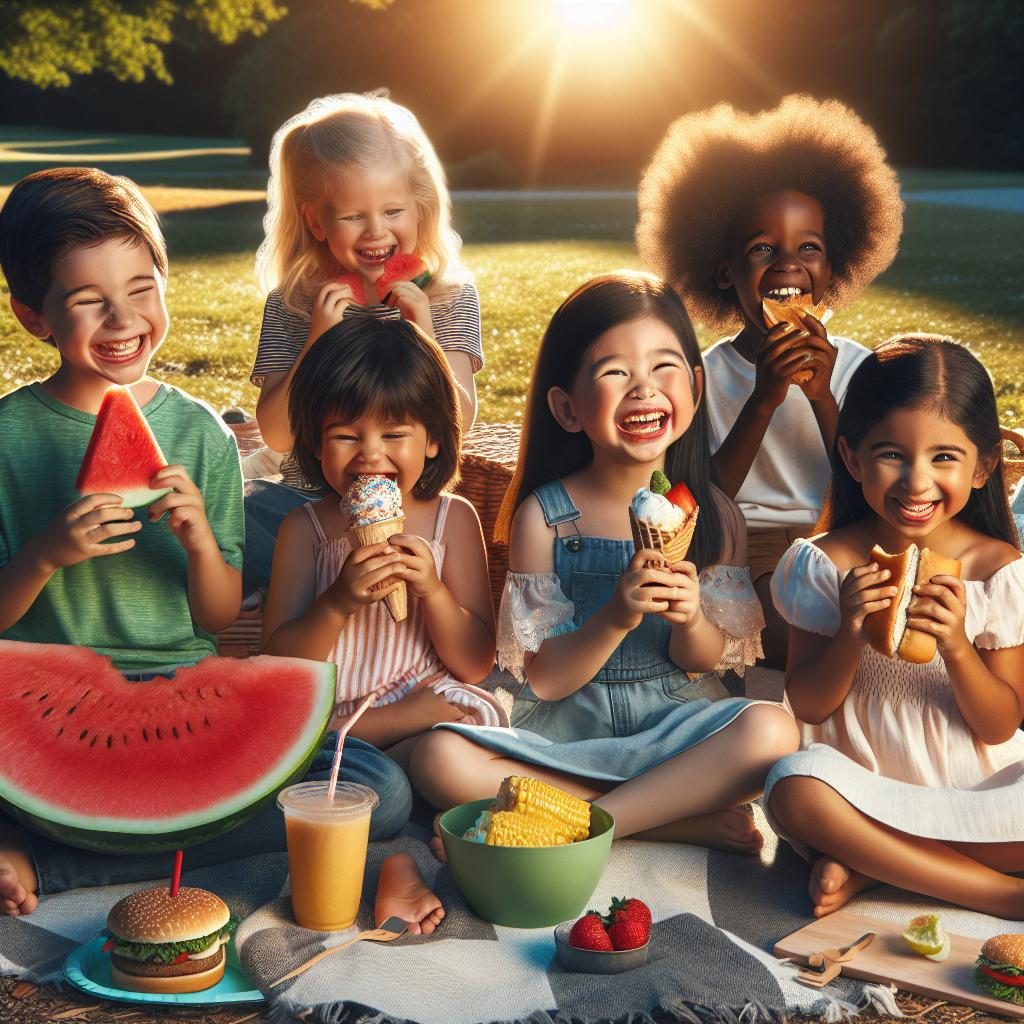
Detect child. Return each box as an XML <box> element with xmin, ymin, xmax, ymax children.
<box><xmin>261</xmin><ymin>316</ymin><xmax>504</xmax><ymax>768</ymax></box>
<box><xmin>765</xmin><ymin>335</ymin><xmax>1024</xmax><ymax>918</ymax></box>
<box><xmin>0</xmin><ymin>168</ymin><xmax>412</xmax><ymax>918</ymax></box>
<box><xmin>244</xmin><ymin>91</ymin><xmax>484</xmax><ymax>599</ymax></box>
<box><xmin>410</xmin><ymin>273</ymin><xmax>799</xmax><ymax>853</ymax></box>
<box><xmin>636</xmin><ymin>95</ymin><xmax>904</xmax><ymax>668</ymax></box>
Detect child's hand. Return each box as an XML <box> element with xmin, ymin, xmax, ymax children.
<box><xmin>658</xmin><ymin>561</ymin><xmax>703</xmax><ymax>627</ymax></box>
<box><xmin>387</xmin><ymin>534</ymin><xmax>441</xmax><ymax>600</ymax></box>
<box><xmin>752</xmin><ymin>322</ymin><xmax>818</xmax><ymax>410</ymax></box>
<box><xmin>325</xmin><ymin>542</ymin><xmax>402</xmax><ymax>616</ymax></box>
<box><xmin>791</xmin><ymin>312</ymin><xmax>837</xmax><ymax>402</ymax></box>
<box><xmin>147</xmin><ymin>466</ymin><xmax>218</xmax><ymax>554</ymax></box>
<box><xmin>907</xmin><ymin>575</ymin><xmax>970</xmax><ymax>660</ymax></box>
<box><xmin>838</xmin><ymin>561</ymin><xmax>897</xmax><ymax>639</ymax></box>
<box><xmin>385</xmin><ymin>279</ymin><xmax>433</xmax><ymax>333</ymax></box>
<box><xmin>399</xmin><ymin>683</ymin><xmax>469</xmax><ymax>733</ymax></box>
<box><xmin>35</xmin><ymin>494</ymin><xmax>141</xmax><ymax>570</ymax></box>
<box><xmin>309</xmin><ymin>279</ymin><xmax>361</xmax><ymax>344</ymax></box>
<box><xmin>610</xmin><ymin>550</ymin><xmax>679</xmax><ymax>630</ymax></box>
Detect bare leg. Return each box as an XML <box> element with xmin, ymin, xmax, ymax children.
<box><xmin>0</xmin><ymin>826</ymin><xmax>39</xmax><ymax>917</ymax></box>
<box><xmin>754</xmin><ymin>575</ymin><xmax>788</xmax><ymax>671</ymax></box>
<box><xmin>769</xmin><ymin>775</ymin><xmax>1024</xmax><ymax>918</ymax></box>
<box><xmin>374</xmin><ymin>853</ymin><xmax>444</xmax><ymax>936</ymax></box>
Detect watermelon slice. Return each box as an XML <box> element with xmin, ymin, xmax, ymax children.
<box><xmin>335</xmin><ymin>253</ymin><xmax>431</xmax><ymax>307</ymax></box>
<box><xmin>336</xmin><ymin>271</ymin><xmax>369</xmax><ymax>306</ymax></box>
<box><xmin>0</xmin><ymin>640</ymin><xmax>336</xmax><ymax>853</ymax></box>
<box><xmin>76</xmin><ymin>387</ymin><xmax>171</xmax><ymax>508</ymax></box>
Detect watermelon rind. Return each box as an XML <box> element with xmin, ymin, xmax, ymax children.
<box><xmin>0</xmin><ymin>642</ymin><xmax>337</xmax><ymax>854</ymax></box>
<box><xmin>111</xmin><ymin>485</ymin><xmax>174</xmax><ymax>509</ymax></box>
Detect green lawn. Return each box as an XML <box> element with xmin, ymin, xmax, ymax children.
<box><xmin>2</xmin><ymin>129</ymin><xmax>1023</xmax><ymax>424</ymax></box>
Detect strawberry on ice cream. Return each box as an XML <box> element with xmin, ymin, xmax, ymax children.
<box><xmin>629</xmin><ymin>470</ymin><xmax>698</xmax><ymax>565</ymax></box>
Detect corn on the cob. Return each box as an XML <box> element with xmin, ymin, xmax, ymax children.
<box><xmin>493</xmin><ymin>776</ymin><xmax>591</xmax><ymax>842</ymax></box>
<box><xmin>484</xmin><ymin>810</ymin><xmax>575</xmax><ymax>848</ymax></box>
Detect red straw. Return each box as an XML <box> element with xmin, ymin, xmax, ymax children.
<box><xmin>170</xmin><ymin>849</ymin><xmax>183</xmax><ymax>898</ymax></box>
<box><xmin>327</xmin><ymin>688</ymin><xmax>383</xmax><ymax>803</ymax></box>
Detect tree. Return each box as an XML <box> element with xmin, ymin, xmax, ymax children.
<box><xmin>0</xmin><ymin>1</ymin><xmax>289</xmax><ymax>88</ymax></box>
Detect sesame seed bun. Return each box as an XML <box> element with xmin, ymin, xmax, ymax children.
<box><xmin>981</xmin><ymin>933</ymin><xmax>1024</xmax><ymax>968</ymax></box>
<box><xmin>107</xmin><ymin>886</ymin><xmax>230</xmax><ymax>944</ymax></box>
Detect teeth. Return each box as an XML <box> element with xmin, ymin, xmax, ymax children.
<box><xmin>622</xmin><ymin>413</ymin><xmax>662</xmax><ymax>425</ymax></box>
<box><xmin>898</xmin><ymin>500</ymin><xmax>935</xmax><ymax>514</ymax></box>
<box><xmin>765</xmin><ymin>287</ymin><xmax>804</xmax><ymax>299</ymax></box>
<box><xmin>96</xmin><ymin>337</ymin><xmax>142</xmax><ymax>355</ymax></box>
<box><xmin>359</xmin><ymin>246</ymin><xmax>394</xmax><ymax>260</ymax></box>
<box><xmin>620</xmin><ymin>412</ymin><xmax>665</xmax><ymax>435</ymax></box>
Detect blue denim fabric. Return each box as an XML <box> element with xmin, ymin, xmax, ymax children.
<box><xmin>242</xmin><ymin>478</ymin><xmax>315</xmax><ymax>597</ymax></box>
<box><xmin>21</xmin><ymin>736</ymin><xmax>412</xmax><ymax>895</ymax></box>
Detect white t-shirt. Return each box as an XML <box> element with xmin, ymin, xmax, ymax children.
<box><xmin>703</xmin><ymin>335</ymin><xmax>871</xmax><ymax>529</ymax></box>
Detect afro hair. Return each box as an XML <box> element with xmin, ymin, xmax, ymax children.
<box><xmin>636</xmin><ymin>94</ymin><xmax>904</xmax><ymax>333</ymax></box>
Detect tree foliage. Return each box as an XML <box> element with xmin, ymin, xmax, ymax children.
<box><xmin>0</xmin><ymin>0</ymin><xmax>290</xmax><ymax>88</ymax></box>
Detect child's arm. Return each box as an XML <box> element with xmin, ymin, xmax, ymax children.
<box><xmin>910</xmin><ymin>572</ymin><xmax>1024</xmax><ymax>745</ymax></box>
<box><xmin>0</xmin><ymin>495</ymin><xmax>140</xmax><ymax>632</ymax></box>
<box><xmin>147</xmin><ymin>465</ymin><xmax>241</xmax><ymax>634</ymax></box>
<box><xmin>388</xmin><ymin>496</ymin><xmax>494</xmax><ymax>684</ymax></box>
<box><xmin>347</xmin><ymin>685</ymin><xmax>467</xmax><ymax>748</ymax></box>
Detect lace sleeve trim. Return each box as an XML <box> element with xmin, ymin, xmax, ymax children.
<box><xmin>699</xmin><ymin>565</ymin><xmax>765</xmax><ymax>678</ymax></box>
<box><xmin>496</xmin><ymin>572</ymin><xmax>575</xmax><ymax>683</ymax></box>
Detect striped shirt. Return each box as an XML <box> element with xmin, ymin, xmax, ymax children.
<box><xmin>251</xmin><ymin>281</ymin><xmax>484</xmax><ymax>491</ymax></box>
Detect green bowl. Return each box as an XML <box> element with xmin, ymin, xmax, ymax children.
<box><xmin>439</xmin><ymin>798</ymin><xmax>614</xmax><ymax>928</ymax></box>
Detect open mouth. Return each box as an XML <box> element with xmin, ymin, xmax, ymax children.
<box><xmin>618</xmin><ymin>410</ymin><xmax>668</xmax><ymax>439</ymax></box>
<box><xmin>893</xmin><ymin>498</ymin><xmax>938</xmax><ymax>524</ymax></box>
<box><xmin>763</xmin><ymin>287</ymin><xmax>808</xmax><ymax>301</ymax></box>
<box><xmin>93</xmin><ymin>336</ymin><xmax>144</xmax><ymax>364</ymax></box>
<box><xmin>356</xmin><ymin>245</ymin><xmax>397</xmax><ymax>268</ymax></box>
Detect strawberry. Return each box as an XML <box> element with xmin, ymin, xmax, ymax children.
<box><xmin>568</xmin><ymin>911</ymin><xmax>613</xmax><ymax>951</ymax></box>
<box><xmin>607</xmin><ymin>916</ymin><xmax>650</xmax><ymax>951</ymax></box>
<box><xmin>665</xmin><ymin>481</ymin><xmax>697</xmax><ymax>515</ymax></box>
<box><xmin>608</xmin><ymin>896</ymin><xmax>652</xmax><ymax>932</ymax></box>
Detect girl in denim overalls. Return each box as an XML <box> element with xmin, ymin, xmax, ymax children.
<box><xmin>412</xmin><ymin>273</ymin><xmax>799</xmax><ymax>853</ymax></box>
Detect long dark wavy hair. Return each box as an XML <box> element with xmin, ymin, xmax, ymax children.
<box><xmin>820</xmin><ymin>334</ymin><xmax>1016</xmax><ymax>545</ymax></box>
<box><xmin>496</xmin><ymin>271</ymin><xmax>724</xmax><ymax>570</ymax></box>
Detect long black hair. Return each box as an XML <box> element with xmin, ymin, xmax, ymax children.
<box><xmin>496</xmin><ymin>271</ymin><xmax>724</xmax><ymax>570</ymax></box>
<box><xmin>820</xmin><ymin>334</ymin><xmax>1016</xmax><ymax>545</ymax></box>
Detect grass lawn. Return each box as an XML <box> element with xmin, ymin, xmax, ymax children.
<box><xmin>1</xmin><ymin>129</ymin><xmax>1023</xmax><ymax>424</ymax></box>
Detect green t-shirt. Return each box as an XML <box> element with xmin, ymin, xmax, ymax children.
<box><xmin>0</xmin><ymin>383</ymin><xmax>244</xmax><ymax>673</ymax></box>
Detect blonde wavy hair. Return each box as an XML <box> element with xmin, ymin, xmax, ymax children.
<box><xmin>256</xmin><ymin>91</ymin><xmax>464</xmax><ymax>313</ymax></box>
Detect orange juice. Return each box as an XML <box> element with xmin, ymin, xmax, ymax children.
<box><xmin>277</xmin><ymin>781</ymin><xmax>379</xmax><ymax>931</ymax></box>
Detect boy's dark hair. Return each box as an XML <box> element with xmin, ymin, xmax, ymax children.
<box><xmin>636</xmin><ymin>95</ymin><xmax>904</xmax><ymax>332</ymax></box>
<box><xmin>0</xmin><ymin>166</ymin><xmax>167</xmax><ymax>321</ymax></box>
<box><xmin>497</xmin><ymin>271</ymin><xmax>724</xmax><ymax>571</ymax></box>
<box><xmin>820</xmin><ymin>333</ymin><xmax>1017</xmax><ymax>545</ymax></box>
<box><xmin>289</xmin><ymin>315</ymin><xmax>461</xmax><ymax>499</ymax></box>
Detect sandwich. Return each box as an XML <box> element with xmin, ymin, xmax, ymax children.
<box><xmin>761</xmin><ymin>292</ymin><xmax>830</xmax><ymax>384</ymax></box>
<box><xmin>863</xmin><ymin>544</ymin><xmax>962</xmax><ymax>664</ymax></box>
<box><xmin>975</xmin><ymin>933</ymin><xmax>1024</xmax><ymax>1005</ymax></box>
<box><xmin>104</xmin><ymin>885</ymin><xmax>234</xmax><ymax>994</ymax></box>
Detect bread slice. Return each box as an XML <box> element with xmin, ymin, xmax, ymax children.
<box><xmin>863</xmin><ymin>544</ymin><xmax>962</xmax><ymax>663</ymax></box>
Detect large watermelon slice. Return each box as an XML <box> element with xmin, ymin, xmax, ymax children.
<box><xmin>335</xmin><ymin>253</ymin><xmax>431</xmax><ymax>307</ymax></box>
<box><xmin>76</xmin><ymin>387</ymin><xmax>171</xmax><ymax>508</ymax></box>
<box><xmin>0</xmin><ymin>640</ymin><xmax>336</xmax><ymax>853</ymax></box>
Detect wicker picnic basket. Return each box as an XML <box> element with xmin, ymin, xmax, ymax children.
<box><xmin>1001</xmin><ymin>425</ymin><xmax>1024</xmax><ymax>498</ymax></box>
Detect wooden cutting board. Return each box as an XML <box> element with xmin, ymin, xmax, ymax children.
<box><xmin>774</xmin><ymin>909</ymin><xmax>1024</xmax><ymax>1018</ymax></box>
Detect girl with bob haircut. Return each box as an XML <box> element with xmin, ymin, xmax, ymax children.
<box><xmin>766</xmin><ymin>334</ymin><xmax>1024</xmax><ymax>918</ymax></box>
<box><xmin>244</xmin><ymin>91</ymin><xmax>483</xmax><ymax>598</ymax></box>
<box><xmin>412</xmin><ymin>272</ymin><xmax>799</xmax><ymax>856</ymax></box>
<box><xmin>262</xmin><ymin>316</ymin><xmax>505</xmax><ymax>772</ymax></box>
<box><xmin>637</xmin><ymin>94</ymin><xmax>905</xmax><ymax>669</ymax></box>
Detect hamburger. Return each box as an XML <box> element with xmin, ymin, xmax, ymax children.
<box><xmin>761</xmin><ymin>293</ymin><xmax>830</xmax><ymax>384</ymax></box>
<box><xmin>975</xmin><ymin>933</ymin><xmax>1024</xmax><ymax>1005</ymax></box>
<box><xmin>104</xmin><ymin>885</ymin><xmax>233</xmax><ymax>994</ymax></box>
<box><xmin>863</xmin><ymin>543</ymin><xmax>962</xmax><ymax>664</ymax></box>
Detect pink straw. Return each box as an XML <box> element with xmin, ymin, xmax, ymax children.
<box><xmin>169</xmin><ymin>849</ymin><xmax>183</xmax><ymax>897</ymax></box>
<box><xmin>327</xmin><ymin>688</ymin><xmax>383</xmax><ymax>803</ymax></box>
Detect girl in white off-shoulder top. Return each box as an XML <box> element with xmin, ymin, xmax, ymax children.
<box><xmin>764</xmin><ymin>334</ymin><xmax>1024</xmax><ymax>919</ymax></box>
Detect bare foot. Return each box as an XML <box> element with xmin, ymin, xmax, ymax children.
<box><xmin>0</xmin><ymin>853</ymin><xmax>38</xmax><ymax>917</ymax></box>
<box><xmin>809</xmin><ymin>857</ymin><xmax>878</xmax><ymax>917</ymax></box>
<box><xmin>429</xmin><ymin>813</ymin><xmax>448</xmax><ymax>864</ymax></box>
<box><xmin>375</xmin><ymin>853</ymin><xmax>444</xmax><ymax>936</ymax></box>
<box><xmin>638</xmin><ymin>806</ymin><xmax>764</xmax><ymax>855</ymax></box>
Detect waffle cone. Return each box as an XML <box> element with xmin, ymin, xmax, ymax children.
<box><xmin>351</xmin><ymin>515</ymin><xmax>407</xmax><ymax>622</ymax></box>
<box><xmin>629</xmin><ymin>507</ymin><xmax>698</xmax><ymax>565</ymax></box>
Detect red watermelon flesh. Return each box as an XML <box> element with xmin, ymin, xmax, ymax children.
<box><xmin>0</xmin><ymin>640</ymin><xmax>336</xmax><ymax>853</ymax></box>
<box><xmin>335</xmin><ymin>254</ymin><xmax>430</xmax><ymax>307</ymax></box>
<box><xmin>76</xmin><ymin>387</ymin><xmax>171</xmax><ymax>508</ymax></box>
<box><xmin>335</xmin><ymin>271</ymin><xmax>369</xmax><ymax>306</ymax></box>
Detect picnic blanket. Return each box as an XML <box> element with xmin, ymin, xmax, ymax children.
<box><xmin>2</xmin><ymin>807</ymin><xmax>1021</xmax><ymax>1024</ymax></box>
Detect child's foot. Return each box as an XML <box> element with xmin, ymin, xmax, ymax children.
<box><xmin>809</xmin><ymin>857</ymin><xmax>877</xmax><ymax>917</ymax></box>
<box><xmin>671</xmin><ymin>807</ymin><xmax>764</xmax><ymax>855</ymax></box>
<box><xmin>0</xmin><ymin>854</ymin><xmax>37</xmax><ymax>917</ymax></box>
<box><xmin>429</xmin><ymin>813</ymin><xmax>448</xmax><ymax>863</ymax></box>
<box><xmin>375</xmin><ymin>853</ymin><xmax>444</xmax><ymax>936</ymax></box>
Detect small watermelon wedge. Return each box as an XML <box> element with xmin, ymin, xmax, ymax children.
<box><xmin>0</xmin><ymin>639</ymin><xmax>337</xmax><ymax>853</ymax></box>
<box><xmin>336</xmin><ymin>270</ymin><xmax>369</xmax><ymax>306</ymax></box>
<box><xmin>76</xmin><ymin>387</ymin><xmax>171</xmax><ymax>508</ymax></box>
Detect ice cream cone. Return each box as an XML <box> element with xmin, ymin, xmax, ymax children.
<box><xmin>629</xmin><ymin>507</ymin><xmax>698</xmax><ymax>565</ymax></box>
<box><xmin>351</xmin><ymin>515</ymin><xmax>407</xmax><ymax>622</ymax></box>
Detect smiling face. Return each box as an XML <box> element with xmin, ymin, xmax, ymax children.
<box><xmin>317</xmin><ymin>409</ymin><xmax>439</xmax><ymax>501</ymax></box>
<box><xmin>302</xmin><ymin>162</ymin><xmax>419</xmax><ymax>281</ymax></box>
<box><xmin>716</xmin><ymin>189</ymin><xmax>832</xmax><ymax>335</ymax></box>
<box><xmin>14</xmin><ymin>236</ymin><xmax>167</xmax><ymax>409</ymax></box>
<box><xmin>838</xmin><ymin>406</ymin><xmax>991</xmax><ymax>543</ymax></box>
<box><xmin>547</xmin><ymin>316</ymin><xmax>701</xmax><ymax>468</ymax></box>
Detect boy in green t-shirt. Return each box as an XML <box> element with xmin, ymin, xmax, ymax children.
<box><xmin>0</xmin><ymin>168</ymin><xmax>244</xmax><ymax>668</ymax></box>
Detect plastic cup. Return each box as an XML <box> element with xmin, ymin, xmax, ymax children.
<box><xmin>277</xmin><ymin>781</ymin><xmax>379</xmax><ymax>931</ymax></box>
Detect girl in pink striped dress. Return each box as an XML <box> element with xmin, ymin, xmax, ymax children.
<box><xmin>261</xmin><ymin>316</ymin><xmax>505</xmax><ymax>766</ymax></box>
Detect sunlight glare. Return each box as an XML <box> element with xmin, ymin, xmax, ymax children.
<box><xmin>551</xmin><ymin>0</ymin><xmax>635</xmax><ymax>32</ymax></box>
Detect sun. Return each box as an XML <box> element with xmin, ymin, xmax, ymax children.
<box><xmin>550</xmin><ymin>0</ymin><xmax>636</xmax><ymax>32</ymax></box>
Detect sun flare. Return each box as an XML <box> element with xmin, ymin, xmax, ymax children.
<box><xmin>550</xmin><ymin>0</ymin><xmax>636</xmax><ymax>33</ymax></box>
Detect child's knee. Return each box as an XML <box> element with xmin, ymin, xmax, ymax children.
<box><xmin>409</xmin><ymin>729</ymin><xmax>476</xmax><ymax>802</ymax></box>
<box><xmin>734</xmin><ymin>703</ymin><xmax>800</xmax><ymax>759</ymax></box>
<box><xmin>766</xmin><ymin>774</ymin><xmax>827</xmax><ymax>833</ymax></box>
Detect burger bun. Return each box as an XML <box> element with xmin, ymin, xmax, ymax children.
<box><xmin>110</xmin><ymin>948</ymin><xmax>226</xmax><ymax>994</ymax></box>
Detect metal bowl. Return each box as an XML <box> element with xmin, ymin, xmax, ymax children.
<box><xmin>553</xmin><ymin>921</ymin><xmax>650</xmax><ymax>973</ymax></box>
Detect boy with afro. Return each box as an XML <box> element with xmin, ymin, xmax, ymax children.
<box><xmin>636</xmin><ymin>95</ymin><xmax>903</xmax><ymax>669</ymax></box>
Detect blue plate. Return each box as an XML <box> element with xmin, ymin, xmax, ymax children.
<box><xmin>63</xmin><ymin>936</ymin><xmax>264</xmax><ymax>1006</ymax></box>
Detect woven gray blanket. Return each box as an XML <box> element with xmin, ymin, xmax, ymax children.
<box><xmin>2</xmin><ymin>809</ymin><xmax>1017</xmax><ymax>1023</ymax></box>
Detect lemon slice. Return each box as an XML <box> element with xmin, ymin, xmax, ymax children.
<box><xmin>902</xmin><ymin>914</ymin><xmax>950</xmax><ymax>961</ymax></box>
